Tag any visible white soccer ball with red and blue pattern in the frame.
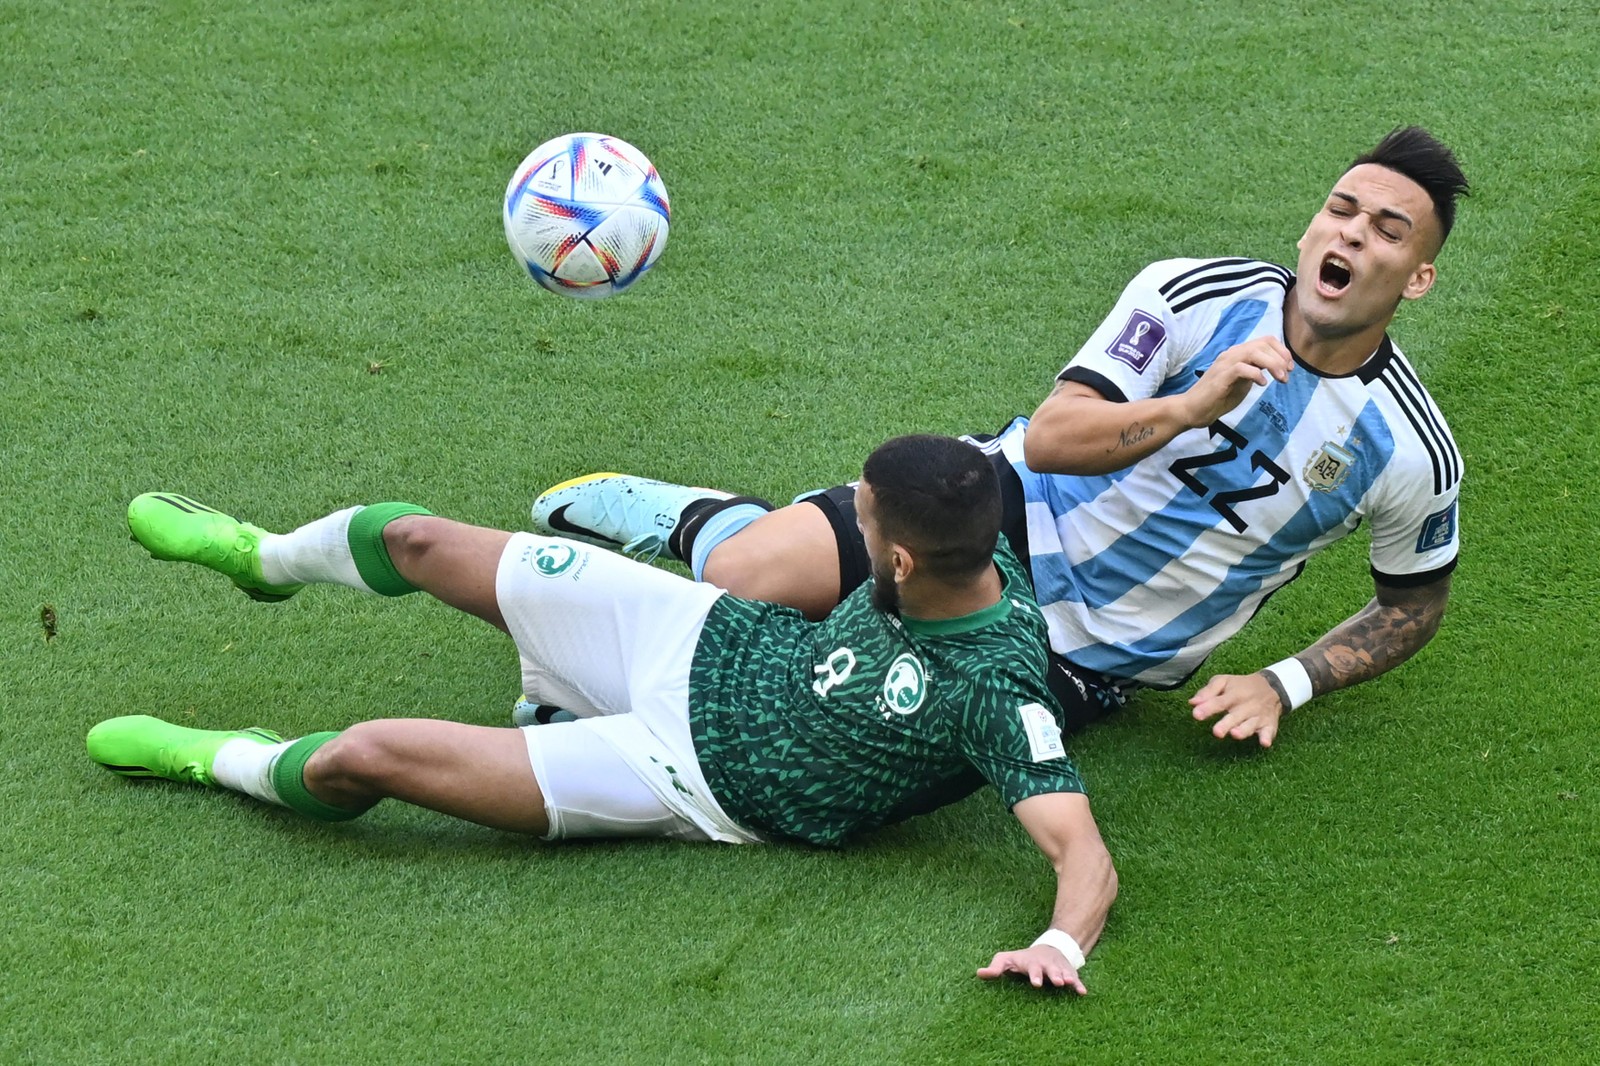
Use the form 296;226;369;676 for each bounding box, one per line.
503;133;670;300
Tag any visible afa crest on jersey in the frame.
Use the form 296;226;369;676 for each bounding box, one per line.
1302;441;1356;493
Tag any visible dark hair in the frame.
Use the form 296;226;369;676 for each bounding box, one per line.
861;434;1001;580
1349;126;1469;245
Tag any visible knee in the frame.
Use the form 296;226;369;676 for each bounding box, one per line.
304;721;407;794
701;533;839;620
380;515;441;571
699;537;768;597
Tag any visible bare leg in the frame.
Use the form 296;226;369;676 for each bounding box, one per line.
381;515;512;631
699;503;845;621
304;719;547;835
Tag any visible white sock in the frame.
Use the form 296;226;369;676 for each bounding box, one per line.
211;737;296;806
258;506;373;591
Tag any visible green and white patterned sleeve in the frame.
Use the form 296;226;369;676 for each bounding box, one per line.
959;684;1086;808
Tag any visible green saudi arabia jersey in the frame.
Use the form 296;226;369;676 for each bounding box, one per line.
688;542;1083;846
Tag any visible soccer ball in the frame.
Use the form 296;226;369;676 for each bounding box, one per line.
503;133;671;300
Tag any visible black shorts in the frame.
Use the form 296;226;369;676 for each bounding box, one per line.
801;448;1124;732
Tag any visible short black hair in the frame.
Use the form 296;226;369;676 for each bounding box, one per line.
1349;126;1469;246
861;434;1000;580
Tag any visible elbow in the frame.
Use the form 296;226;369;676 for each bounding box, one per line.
1400;605;1447;663
1020;429;1044;472
1022;428;1080;476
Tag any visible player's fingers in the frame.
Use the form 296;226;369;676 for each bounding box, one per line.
1227;361;1270;388
1191;675;1229;702
1047;964;1085;991
1225;709;1266;739
1227;712;1280;744
1212;708;1248;738
1239;340;1288;367
1194;690;1239;722
1261;338;1294;379
1235;339;1292;382
1204;353;1258;388
1241;335;1292;361
1028;961;1045;988
976;954;1011;979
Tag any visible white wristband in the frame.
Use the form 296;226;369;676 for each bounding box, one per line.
1031;928;1086;970
1262;657;1314;712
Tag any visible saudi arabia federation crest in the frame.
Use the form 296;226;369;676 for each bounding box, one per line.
530;542;578;577
880;653;928;716
1303;442;1355;493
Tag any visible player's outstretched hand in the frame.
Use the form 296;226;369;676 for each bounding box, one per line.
1181;337;1294;429
1189;672;1284;747
977;945;1087;994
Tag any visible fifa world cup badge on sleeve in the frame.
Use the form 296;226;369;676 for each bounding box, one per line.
1019;703;1066;763
1416;501;1457;553
1106;310;1167;373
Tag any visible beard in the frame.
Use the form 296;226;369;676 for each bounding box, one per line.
869;556;901;614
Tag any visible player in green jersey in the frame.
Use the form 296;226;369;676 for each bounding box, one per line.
88;435;1115;992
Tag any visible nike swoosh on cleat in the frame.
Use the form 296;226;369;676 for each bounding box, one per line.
546;504;620;545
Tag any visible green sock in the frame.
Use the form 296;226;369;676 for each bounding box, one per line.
347;502;434;597
270;732;367;822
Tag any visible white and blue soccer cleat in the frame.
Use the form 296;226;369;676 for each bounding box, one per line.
531;473;730;562
512;696;577;727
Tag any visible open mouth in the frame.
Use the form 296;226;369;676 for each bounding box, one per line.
1319;253;1352;295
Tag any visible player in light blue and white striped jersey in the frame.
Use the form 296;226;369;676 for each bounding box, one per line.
530;127;1470;749
989;251;1460;693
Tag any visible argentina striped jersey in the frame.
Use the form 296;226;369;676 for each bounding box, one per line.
999;257;1462;688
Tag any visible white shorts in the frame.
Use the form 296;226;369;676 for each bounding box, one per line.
496;533;761;844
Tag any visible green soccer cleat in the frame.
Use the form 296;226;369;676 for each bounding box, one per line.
86;714;283;787
127;492;302;602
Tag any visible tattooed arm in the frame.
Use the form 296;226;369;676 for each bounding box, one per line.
1022;338;1293;476
1298;575;1453;693
1188;573;1453;747
1022;379;1189;476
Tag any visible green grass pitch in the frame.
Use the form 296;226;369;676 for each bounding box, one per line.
4;0;1599;1061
